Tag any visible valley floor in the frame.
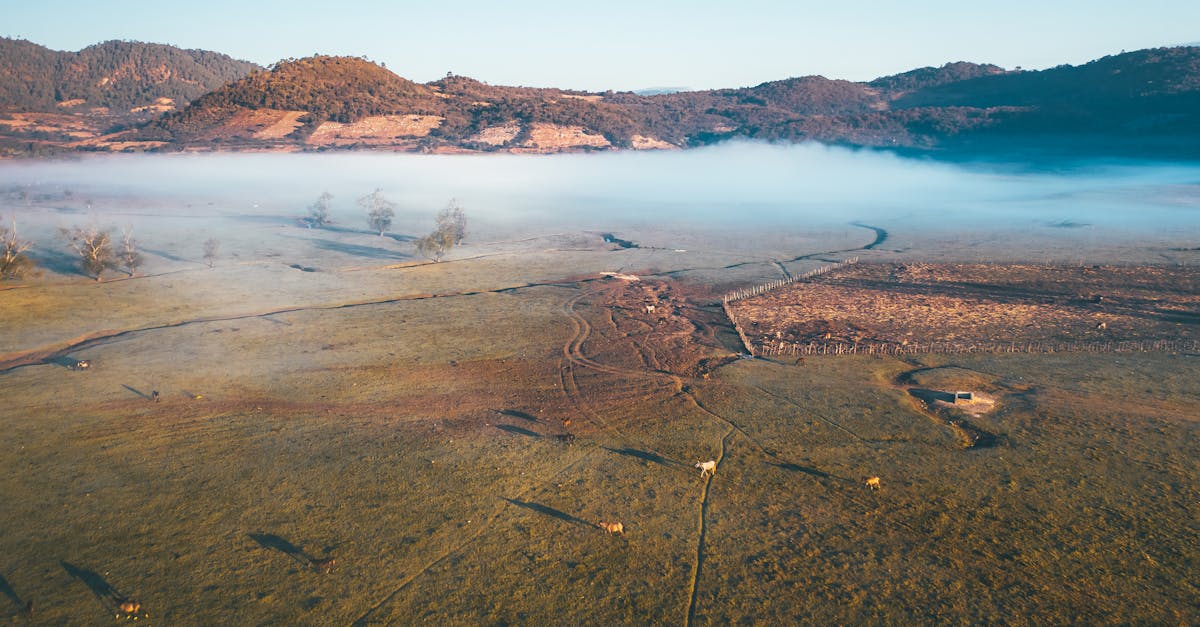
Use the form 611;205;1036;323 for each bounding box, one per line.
1;192;1197;624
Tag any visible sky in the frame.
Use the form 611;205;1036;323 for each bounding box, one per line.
3;0;1198;91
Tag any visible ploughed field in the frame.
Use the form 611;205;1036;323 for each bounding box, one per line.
729;262;1200;356
0;199;1198;624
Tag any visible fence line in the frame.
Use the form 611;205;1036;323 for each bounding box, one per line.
722;256;858;304
753;338;1200;358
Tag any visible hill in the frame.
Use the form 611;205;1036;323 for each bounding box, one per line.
3;41;1200;159
139;57;648;151
0;38;258;112
0;38;258;155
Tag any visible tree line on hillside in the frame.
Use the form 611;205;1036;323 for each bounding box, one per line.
0;37;258;112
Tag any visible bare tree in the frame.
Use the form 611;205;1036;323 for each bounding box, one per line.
416;201;468;262
121;227;144;277
307;191;333;227
203;238;220;267
416;229;455;262
60;225;114;281
436;198;467;245
0;217;34;280
358;188;396;236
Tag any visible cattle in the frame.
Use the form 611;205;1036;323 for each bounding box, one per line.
864;476;881;490
695;460;717;478
118;600;141;615
310;557;336;574
598;521;624;534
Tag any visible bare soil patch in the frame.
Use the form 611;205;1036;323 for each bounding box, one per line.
251;110;308;140
731;262;1200;354
306;115;444;145
631;134;677;150
516;123;611;151
468;122;521;146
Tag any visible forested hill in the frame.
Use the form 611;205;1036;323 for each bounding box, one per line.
0;38;259;111
3;39;1199;160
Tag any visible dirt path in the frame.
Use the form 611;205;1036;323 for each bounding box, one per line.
684;425;733;627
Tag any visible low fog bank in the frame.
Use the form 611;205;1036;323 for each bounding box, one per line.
1;141;1197;235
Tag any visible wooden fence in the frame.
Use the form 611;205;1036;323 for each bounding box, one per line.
754;338;1200;357
722;257;858;304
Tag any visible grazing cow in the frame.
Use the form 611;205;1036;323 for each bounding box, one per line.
70;359;91;371
695;460;717;478
310;557;336;573
118;600;141;614
554;433;576;445
598;521;624;534
864;476;881;490
645;304;656;314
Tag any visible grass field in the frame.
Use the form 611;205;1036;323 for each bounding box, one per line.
1;189;1197;624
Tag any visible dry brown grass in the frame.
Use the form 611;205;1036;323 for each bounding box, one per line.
0;191;1197;624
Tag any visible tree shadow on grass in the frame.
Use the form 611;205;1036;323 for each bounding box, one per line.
315;224;416;243
142;248;192;263
308;238;412;261
504;499;592;528
25;247;82;277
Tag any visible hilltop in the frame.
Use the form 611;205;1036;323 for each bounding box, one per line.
2;39;1199;159
0;38;257;112
0;38;258;155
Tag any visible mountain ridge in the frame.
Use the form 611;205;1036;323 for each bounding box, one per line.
2;38;1199;160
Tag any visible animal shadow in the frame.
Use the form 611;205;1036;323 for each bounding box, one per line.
767;461;831;479
495;424;541;438
0;573;25;615
122;384;150;399
249;533;336;573
497;409;539;422
504;499;592;528
603;447;682;468
60;561;132;611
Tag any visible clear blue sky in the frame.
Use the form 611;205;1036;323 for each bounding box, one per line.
4;0;1198;91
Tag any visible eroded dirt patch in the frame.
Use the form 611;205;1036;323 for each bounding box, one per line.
582;275;740;378
731;262;1200;355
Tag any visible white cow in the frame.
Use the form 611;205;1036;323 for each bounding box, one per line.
695;460;717;478
598;521;625;534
